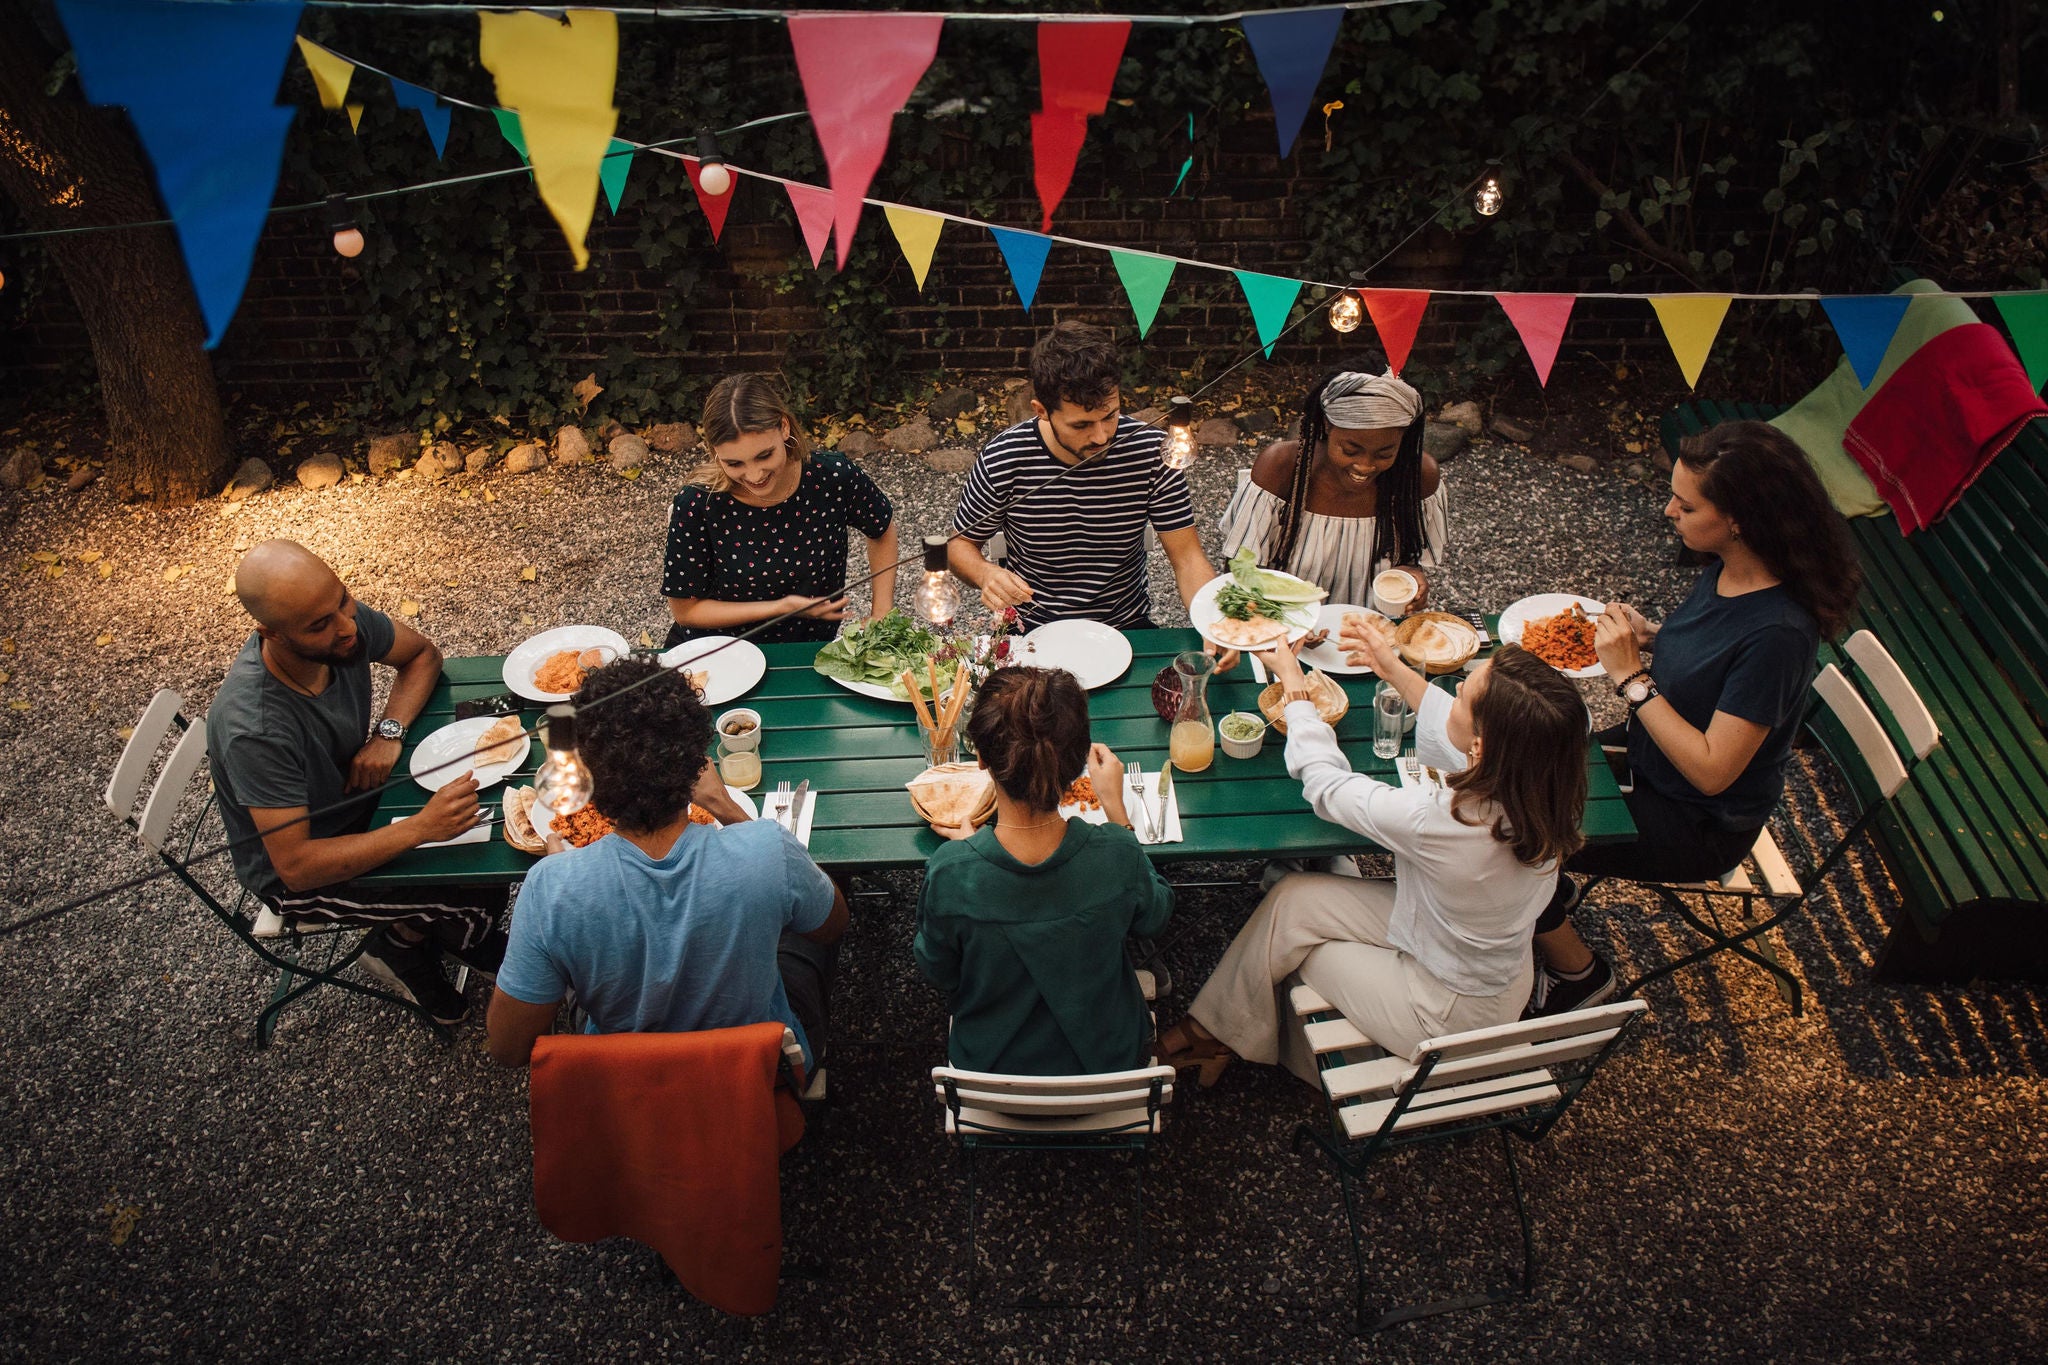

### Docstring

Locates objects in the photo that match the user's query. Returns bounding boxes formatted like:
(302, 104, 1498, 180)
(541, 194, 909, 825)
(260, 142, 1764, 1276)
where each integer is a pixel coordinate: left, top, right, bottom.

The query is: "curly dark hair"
(965, 666, 1092, 812)
(1027, 321, 1121, 415)
(1271, 361, 1427, 574)
(571, 657, 714, 833)
(1678, 421, 1863, 637)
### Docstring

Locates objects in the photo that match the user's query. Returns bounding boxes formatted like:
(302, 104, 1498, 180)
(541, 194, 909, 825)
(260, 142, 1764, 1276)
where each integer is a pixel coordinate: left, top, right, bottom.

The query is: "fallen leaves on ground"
(163, 565, 192, 584)
(519, 566, 538, 583)
(102, 1201, 142, 1247)
(638, 630, 654, 647)
(77, 550, 102, 563)
(31, 551, 57, 564)
(0, 670, 11, 685)
(519, 613, 534, 626)
(399, 600, 422, 617)
(0, 638, 13, 654)
(8, 701, 29, 712)
(95, 632, 112, 647)
(97, 562, 113, 579)
(617, 468, 640, 480)
(573, 374, 603, 412)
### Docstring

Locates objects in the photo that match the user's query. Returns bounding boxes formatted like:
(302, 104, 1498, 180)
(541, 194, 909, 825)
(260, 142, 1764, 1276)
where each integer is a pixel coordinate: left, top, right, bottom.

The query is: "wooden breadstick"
(940, 662, 970, 733)
(926, 657, 940, 716)
(903, 669, 938, 733)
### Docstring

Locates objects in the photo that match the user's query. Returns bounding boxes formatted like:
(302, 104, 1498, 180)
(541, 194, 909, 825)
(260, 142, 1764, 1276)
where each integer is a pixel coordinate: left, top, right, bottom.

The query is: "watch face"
(1625, 681, 1651, 704)
(376, 719, 404, 740)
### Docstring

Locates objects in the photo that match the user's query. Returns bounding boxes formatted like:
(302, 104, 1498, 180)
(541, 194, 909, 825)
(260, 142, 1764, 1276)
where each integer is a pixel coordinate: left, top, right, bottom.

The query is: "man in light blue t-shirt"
(486, 659, 847, 1070)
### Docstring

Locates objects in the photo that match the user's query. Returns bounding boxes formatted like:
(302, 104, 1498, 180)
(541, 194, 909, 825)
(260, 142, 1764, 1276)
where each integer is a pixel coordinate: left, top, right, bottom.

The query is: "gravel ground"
(2, 423, 2046, 1363)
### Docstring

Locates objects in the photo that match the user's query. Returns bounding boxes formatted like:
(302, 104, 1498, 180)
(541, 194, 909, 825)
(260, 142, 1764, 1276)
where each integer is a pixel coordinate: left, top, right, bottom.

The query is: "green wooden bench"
(1660, 401, 2048, 983)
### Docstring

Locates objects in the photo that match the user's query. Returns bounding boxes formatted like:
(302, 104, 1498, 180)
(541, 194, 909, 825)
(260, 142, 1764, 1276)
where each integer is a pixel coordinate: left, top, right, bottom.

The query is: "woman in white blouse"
(1155, 627, 1587, 1087)
(1219, 364, 1447, 607)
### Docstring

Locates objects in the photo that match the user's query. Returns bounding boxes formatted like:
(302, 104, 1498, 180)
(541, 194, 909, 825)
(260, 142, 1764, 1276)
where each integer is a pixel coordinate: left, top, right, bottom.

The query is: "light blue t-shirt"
(498, 818, 834, 1063)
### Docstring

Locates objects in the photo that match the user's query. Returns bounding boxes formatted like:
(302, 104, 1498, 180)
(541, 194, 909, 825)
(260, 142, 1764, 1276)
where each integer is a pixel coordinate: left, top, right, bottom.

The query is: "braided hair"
(1269, 367, 1428, 575)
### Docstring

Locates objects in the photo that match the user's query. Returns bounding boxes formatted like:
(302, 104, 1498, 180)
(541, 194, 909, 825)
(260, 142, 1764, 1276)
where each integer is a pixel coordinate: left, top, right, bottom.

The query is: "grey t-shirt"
(207, 606, 397, 901)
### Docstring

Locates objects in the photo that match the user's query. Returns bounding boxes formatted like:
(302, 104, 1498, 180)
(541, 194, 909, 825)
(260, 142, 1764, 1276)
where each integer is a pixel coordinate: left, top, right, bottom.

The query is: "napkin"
(1395, 757, 1450, 795)
(392, 814, 493, 848)
(764, 786, 817, 849)
(1058, 771, 1182, 845)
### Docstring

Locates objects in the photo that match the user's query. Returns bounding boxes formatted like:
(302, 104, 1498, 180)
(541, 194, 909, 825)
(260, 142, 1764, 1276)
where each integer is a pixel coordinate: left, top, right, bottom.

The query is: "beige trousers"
(1188, 872, 1535, 1086)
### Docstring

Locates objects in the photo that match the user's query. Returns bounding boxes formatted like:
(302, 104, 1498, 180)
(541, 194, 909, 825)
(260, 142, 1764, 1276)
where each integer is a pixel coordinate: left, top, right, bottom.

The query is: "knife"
(1153, 762, 1174, 844)
(786, 780, 811, 839)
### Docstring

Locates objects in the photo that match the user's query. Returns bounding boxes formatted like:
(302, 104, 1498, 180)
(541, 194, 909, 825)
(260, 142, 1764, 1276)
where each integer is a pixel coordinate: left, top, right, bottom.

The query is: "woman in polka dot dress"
(663, 374, 899, 649)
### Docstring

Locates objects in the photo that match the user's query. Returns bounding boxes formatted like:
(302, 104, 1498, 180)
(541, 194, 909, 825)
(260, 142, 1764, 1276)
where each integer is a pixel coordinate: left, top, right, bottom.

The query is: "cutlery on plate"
(1154, 762, 1174, 843)
(1127, 762, 1156, 844)
(772, 779, 792, 830)
(787, 780, 811, 836)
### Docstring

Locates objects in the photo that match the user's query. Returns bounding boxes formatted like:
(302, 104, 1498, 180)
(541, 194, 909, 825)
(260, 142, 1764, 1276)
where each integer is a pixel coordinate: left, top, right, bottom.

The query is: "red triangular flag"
(785, 181, 836, 269)
(1361, 290, 1430, 374)
(684, 157, 734, 242)
(1033, 19, 1130, 231)
(1495, 293, 1576, 387)
(787, 13, 944, 269)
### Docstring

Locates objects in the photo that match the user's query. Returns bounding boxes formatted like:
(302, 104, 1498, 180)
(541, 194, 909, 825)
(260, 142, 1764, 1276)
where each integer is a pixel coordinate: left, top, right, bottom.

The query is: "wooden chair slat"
(137, 720, 210, 853)
(1395, 1029, 1624, 1092)
(1304, 1017, 1373, 1056)
(1338, 1072, 1564, 1141)
(105, 689, 183, 818)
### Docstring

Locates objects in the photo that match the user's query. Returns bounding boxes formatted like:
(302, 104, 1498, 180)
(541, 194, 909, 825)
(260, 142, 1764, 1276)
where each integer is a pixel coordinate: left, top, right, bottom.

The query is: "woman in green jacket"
(914, 666, 1172, 1076)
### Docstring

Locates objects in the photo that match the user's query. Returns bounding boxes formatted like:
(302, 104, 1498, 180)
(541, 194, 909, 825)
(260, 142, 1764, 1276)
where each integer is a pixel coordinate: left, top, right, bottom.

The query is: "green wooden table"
(359, 627, 1636, 886)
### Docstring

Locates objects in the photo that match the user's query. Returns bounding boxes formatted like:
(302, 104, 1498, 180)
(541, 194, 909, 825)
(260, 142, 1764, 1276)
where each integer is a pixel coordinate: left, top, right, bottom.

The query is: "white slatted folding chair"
(1584, 629, 1940, 1015)
(1287, 983, 1649, 1332)
(106, 689, 449, 1046)
(930, 1062, 1175, 1313)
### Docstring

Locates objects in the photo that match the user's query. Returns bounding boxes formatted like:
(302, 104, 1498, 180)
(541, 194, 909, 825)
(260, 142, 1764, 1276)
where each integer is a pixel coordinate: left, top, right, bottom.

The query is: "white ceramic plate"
(1297, 603, 1384, 676)
(502, 625, 633, 703)
(1498, 593, 1608, 678)
(528, 784, 758, 841)
(408, 716, 532, 792)
(1187, 572, 1322, 651)
(1014, 619, 1134, 690)
(823, 674, 910, 703)
(657, 634, 768, 706)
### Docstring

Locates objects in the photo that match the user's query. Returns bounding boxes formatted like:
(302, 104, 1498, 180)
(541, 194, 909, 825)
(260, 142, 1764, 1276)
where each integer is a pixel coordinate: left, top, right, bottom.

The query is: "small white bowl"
(715, 707, 762, 752)
(1220, 712, 1268, 759)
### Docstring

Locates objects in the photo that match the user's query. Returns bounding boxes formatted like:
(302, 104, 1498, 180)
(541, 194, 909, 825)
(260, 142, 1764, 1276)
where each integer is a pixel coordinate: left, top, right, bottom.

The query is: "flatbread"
(1341, 610, 1397, 645)
(1407, 619, 1476, 667)
(472, 714, 525, 768)
(907, 762, 997, 828)
(503, 786, 545, 854)
(1209, 614, 1292, 649)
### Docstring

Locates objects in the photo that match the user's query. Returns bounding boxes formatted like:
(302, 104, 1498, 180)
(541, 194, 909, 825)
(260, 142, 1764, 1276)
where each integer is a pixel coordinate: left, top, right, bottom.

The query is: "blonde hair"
(689, 373, 815, 493)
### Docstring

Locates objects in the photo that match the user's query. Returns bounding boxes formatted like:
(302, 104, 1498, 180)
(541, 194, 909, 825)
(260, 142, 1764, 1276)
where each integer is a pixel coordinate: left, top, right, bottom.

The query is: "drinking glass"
(717, 740, 762, 791)
(1372, 681, 1407, 760)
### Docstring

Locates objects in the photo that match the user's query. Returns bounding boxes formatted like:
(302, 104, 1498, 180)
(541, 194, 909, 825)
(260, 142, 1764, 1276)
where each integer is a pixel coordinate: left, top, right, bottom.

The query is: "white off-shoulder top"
(1218, 475, 1450, 603)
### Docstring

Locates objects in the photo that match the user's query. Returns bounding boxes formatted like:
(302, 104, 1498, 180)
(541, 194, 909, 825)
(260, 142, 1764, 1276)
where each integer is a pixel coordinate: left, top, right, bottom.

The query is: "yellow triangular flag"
(345, 102, 364, 133)
(1650, 295, 1733, 390)
(294, 37, 355, 111)
(478, 10, 619, 272)
(884, 205, 945, 290)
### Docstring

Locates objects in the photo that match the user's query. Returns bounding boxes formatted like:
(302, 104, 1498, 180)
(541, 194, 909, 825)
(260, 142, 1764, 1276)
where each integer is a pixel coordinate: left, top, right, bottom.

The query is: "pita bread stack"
(503, 785, 546, 854)
(906, 762, 998, 828)
(472, 714, 525, 768)
(1258, 669, 1352, 734)
(1209, 614, 1292, 649)
(1395, 612, 1480, 674)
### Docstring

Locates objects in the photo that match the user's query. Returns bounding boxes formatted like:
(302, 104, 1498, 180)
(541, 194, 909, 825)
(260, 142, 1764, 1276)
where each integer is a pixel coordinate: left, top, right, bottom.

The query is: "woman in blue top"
(1530, 421, 1862, 1014)
(662, 373, 899, 649)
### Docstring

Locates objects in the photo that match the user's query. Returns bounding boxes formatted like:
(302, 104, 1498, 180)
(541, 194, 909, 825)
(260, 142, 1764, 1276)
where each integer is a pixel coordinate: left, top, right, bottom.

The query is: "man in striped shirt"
(948, 322, 1225, 634)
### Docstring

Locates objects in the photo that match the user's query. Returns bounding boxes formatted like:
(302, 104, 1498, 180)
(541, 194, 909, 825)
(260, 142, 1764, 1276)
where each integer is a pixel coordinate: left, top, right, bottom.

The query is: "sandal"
(1155, 1018, 1235, 1089)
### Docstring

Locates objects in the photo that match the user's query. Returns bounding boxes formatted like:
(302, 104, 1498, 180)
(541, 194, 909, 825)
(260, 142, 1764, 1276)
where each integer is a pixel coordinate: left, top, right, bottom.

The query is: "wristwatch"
(1616, 671, 1658, 710)
(374, 717, 406, 742)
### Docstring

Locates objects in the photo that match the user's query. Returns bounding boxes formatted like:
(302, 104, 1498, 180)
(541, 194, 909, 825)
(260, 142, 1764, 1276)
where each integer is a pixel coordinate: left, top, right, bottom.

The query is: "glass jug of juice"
(1168, 651, 1216, 773)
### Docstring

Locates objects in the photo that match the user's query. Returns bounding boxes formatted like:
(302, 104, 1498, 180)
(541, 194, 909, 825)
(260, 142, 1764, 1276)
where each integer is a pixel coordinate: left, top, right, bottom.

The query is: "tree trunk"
(0, 0, 229, 504)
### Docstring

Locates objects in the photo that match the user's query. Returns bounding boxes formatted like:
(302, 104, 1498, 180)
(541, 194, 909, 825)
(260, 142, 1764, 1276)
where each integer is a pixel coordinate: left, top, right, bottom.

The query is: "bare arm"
(801, 882, 850, 946)
(669, 594, 848, 629)
(947, 534, 1035, 612)
(1155, 526, 1217, 613)
(253, 774, 483, 893)
(865, 519, 900, 620)
(1631, 704, 1771, 797)
(486, 988, 562, 1067)
(347, 622, 441, 791)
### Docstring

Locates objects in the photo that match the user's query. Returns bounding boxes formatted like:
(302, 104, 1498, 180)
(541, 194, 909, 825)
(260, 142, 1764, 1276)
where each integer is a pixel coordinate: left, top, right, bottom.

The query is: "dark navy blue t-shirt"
(1629, 564, 1820, 830)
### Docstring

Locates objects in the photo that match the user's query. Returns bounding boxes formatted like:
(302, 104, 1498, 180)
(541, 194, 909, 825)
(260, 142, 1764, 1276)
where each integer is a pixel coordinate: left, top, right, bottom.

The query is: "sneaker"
(1527, 954, 1618, 1018)
(433, 925, 508, 980)
(360, 930, 470, 1025)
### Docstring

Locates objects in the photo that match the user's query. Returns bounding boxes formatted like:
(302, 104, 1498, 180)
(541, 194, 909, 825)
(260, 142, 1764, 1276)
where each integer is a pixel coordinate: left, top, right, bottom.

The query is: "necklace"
(262, 641, 326, 698)
(998, 815, 1065, 830)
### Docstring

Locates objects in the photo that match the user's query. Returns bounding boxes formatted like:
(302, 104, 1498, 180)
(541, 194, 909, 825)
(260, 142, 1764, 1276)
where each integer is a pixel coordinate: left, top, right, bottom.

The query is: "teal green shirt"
(915, 820, 1173, 1076)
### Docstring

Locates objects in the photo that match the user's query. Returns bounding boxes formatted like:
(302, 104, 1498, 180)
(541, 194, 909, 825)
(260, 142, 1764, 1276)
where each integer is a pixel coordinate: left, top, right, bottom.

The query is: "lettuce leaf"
(1228, 546, 1327, 604)
(813, 611, 942, 698)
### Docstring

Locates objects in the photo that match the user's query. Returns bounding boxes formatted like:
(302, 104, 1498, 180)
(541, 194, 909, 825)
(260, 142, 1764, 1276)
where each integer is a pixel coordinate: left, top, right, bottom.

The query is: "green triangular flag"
(1111, 251, 1176, 339)
(493, 108, 530, 165)
(1234, 270, 1304, 357)
(1994, 292, 2048, 393)
(599, 137, 634, 214)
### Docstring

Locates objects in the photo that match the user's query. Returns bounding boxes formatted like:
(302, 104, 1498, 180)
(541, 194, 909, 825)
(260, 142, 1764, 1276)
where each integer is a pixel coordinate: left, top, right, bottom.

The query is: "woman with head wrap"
(1219, 361, 1446, 607)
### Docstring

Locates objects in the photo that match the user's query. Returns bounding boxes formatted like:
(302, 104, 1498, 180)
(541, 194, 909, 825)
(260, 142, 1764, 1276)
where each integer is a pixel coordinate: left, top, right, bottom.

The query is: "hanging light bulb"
(694, 129, 732, 198)
(1328, 289, 1363, 333)
(1473, 170, 1505, 218)
(1162, 396, 1197, 471)
(327, 193, 364, 258)
(533, 704, 592, 817)
(911, 534, 960, 628)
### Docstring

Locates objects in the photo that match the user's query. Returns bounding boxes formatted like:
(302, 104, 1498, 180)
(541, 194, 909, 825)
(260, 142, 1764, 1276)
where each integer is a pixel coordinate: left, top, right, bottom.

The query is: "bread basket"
(1395, 611, 1481, 674)
(1257, 669, 1352, 735)
(906, 762, 999, 828)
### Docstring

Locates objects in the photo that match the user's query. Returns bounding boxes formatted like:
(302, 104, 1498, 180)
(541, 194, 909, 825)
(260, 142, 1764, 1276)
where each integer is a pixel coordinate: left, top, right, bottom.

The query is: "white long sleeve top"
(1282, 687, 1552, 997)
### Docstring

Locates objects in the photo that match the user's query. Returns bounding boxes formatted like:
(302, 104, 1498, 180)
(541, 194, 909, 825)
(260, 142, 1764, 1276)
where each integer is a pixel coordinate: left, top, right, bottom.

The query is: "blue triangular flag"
(390, 78, 451, 159)
(1821, 295, 1915, 388)
(58, 0, 303, 349)
(1240, 5, 1345, 158)
(599, 138, 634, 214)
(990, 226, 1054, 312)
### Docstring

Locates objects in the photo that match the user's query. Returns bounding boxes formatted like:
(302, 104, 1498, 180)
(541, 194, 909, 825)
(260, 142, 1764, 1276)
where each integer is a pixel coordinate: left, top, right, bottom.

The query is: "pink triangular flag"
(785, 180, 836, 269)
(1496, 293, 1577, 387)
(787, 13, 944, 269)
(1360, 290, 1430, 374)
(684, 157, 733, 242)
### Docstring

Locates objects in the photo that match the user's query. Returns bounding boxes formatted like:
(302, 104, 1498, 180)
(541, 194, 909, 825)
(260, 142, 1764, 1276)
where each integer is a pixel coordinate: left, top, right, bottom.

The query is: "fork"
(773, 779, 793, 830)
(1127, 762, 1153, 844)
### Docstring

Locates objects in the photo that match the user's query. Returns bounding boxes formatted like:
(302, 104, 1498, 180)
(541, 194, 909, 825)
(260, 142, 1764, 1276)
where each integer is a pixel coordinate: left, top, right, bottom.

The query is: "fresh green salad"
(813, 610, 942, 699)
(1217, 547, 1326, 622)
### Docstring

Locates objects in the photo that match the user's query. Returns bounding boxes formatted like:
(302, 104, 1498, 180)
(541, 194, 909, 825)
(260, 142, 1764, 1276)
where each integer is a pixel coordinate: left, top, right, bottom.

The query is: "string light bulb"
(1473, 170, 1505, 218)
(911, 534, 960, 628)
(533, 705, 593, 817)
(694, 129, 732, 198)
(327, 193, 364, 258)
(1328, 289, 1363, 333)
(1162, 396, 1197, 471)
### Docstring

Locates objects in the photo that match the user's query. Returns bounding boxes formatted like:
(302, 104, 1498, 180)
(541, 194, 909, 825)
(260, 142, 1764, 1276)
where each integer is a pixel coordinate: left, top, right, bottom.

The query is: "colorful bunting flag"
(787, 13, 944, 269)
(1032, 20, 1130, 232)
(1361, 289, 1430, 374)
(885, 206, 945, 289)
(478, 9, 620, 271)
(786, 182, 837, 269)
(293, 36, 353, 111)
(683, 157, 732, 241)
(1821, 294, 1914, 388)
(1649, 295, 1732, 390)
(493, 108, 529, 165)
(598, 139, 634, 214)
(1495, 294, 1576, 388)
(59, 0, 303, 348)
(345, 102, 364, 134)
(1239, 6, 1345, 159)
(1110, 251, 1176, 339)
(1235, 271, 1304, 357)
(1994, 292, 2048, 393)
(1172, 113, 1195, 195)
(991, 227, 1054, 311)
(390, 79, 451, 159)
